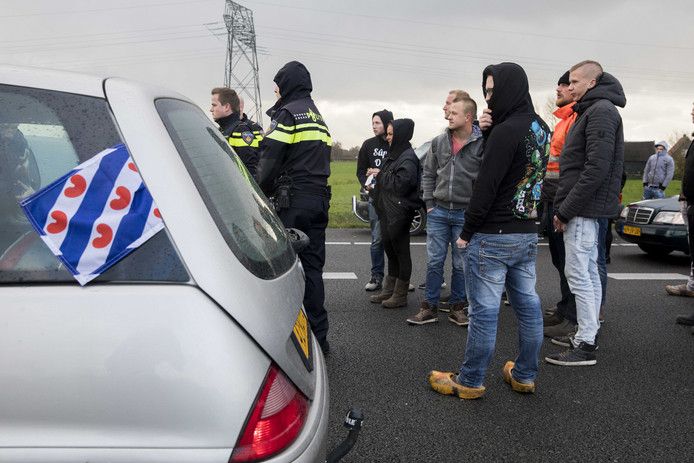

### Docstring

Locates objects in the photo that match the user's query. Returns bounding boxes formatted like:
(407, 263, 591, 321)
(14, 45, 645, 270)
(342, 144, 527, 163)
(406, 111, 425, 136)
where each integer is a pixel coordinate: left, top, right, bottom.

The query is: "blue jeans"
(563, 217, 601, 345)
(368, 199, 384, 279)
(425, 206, 466, 305)
(643, 186, 665, 200)
(458, 233, 542, 387)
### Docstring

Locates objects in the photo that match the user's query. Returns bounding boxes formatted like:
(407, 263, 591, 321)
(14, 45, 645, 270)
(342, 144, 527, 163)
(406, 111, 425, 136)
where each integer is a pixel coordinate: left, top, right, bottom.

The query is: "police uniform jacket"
(256, 61, 332, 197)
(216, 113, 263, 178)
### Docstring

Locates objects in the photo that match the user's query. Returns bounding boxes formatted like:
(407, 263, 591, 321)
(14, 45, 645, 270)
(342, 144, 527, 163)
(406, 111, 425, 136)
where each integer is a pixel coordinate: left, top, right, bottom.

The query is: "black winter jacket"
(554, 72, 626, 222)
(682, 139, 694, 201)
(374, 119, 422, 222)
(256, 61, 331, 196)
(217, 113, 263, 178)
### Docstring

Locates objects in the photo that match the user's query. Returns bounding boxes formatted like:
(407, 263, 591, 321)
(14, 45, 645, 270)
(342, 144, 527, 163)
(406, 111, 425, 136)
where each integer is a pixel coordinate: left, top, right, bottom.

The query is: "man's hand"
(427, 207, 433, 213)
(479, 108, 493, 131)
(456, 238, 468, 249)
(553, 215, 567, 233)
(366, 168, 380, 177)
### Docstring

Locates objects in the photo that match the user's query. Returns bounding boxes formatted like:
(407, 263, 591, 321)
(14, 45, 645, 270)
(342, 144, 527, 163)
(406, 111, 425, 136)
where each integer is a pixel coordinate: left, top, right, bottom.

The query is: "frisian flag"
(20, 144, 163, 285)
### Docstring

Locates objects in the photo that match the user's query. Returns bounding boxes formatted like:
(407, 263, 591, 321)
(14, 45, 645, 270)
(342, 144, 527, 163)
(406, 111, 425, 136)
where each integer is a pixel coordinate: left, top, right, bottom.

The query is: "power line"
(0, 0, 216, 19)
(249, 1, 694, 52)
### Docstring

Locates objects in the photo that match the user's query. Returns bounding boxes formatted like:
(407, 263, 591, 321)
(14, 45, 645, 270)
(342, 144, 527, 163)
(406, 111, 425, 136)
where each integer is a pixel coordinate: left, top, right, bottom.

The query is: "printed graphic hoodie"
(356, 109, 393, 187)
(460, 62, 551, 241)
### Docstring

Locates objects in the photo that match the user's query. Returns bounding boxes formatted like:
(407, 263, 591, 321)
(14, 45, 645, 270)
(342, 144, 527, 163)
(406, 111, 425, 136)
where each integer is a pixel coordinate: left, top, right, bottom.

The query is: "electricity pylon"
(223, 1, 263, 126)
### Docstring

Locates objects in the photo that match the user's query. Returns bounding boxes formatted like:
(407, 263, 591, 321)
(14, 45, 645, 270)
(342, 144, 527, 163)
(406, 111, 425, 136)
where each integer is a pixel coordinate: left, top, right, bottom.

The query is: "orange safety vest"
(547, 102, 577, 179)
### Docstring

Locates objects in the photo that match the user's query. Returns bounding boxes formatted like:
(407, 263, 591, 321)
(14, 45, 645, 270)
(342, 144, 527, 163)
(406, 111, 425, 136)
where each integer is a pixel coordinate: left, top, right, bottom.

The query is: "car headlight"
(619, 207, 629, 219)
(652, 211, 685, 225)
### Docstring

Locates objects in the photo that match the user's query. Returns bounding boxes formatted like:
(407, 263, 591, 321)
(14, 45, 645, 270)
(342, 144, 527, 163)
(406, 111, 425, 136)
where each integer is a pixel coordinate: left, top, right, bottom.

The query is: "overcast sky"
(2, 0, 693, 149)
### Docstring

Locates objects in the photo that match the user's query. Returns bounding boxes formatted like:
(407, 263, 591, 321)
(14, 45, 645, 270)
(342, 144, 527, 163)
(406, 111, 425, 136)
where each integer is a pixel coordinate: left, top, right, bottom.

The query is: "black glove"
(643, 182, 648, 187)
(659, 184, 666, 191)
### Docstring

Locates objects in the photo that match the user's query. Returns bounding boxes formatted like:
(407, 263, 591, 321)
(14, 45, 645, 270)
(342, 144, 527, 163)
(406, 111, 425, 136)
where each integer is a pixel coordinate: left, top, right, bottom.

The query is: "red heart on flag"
(110, 186, 132, 210)
(92, 224, 113, 249)
(128, 162, 138, 172)
(46, 210, 68, 234)
(64, 174, 87, 198)
(153, 208, 161, 218)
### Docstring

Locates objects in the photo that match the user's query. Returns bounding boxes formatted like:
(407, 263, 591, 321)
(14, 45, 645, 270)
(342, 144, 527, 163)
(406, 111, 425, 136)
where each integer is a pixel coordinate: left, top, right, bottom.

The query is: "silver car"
(0, 65, 329, 462)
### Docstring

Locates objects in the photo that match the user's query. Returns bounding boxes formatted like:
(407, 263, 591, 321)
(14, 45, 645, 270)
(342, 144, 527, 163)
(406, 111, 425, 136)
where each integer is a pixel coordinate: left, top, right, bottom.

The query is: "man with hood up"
(256, 61, 333, 354)
(427, 63, 550, 399)
(546, 60, 626, 367)
(642, 141, 675, 199)
(357, 109, 394, 292)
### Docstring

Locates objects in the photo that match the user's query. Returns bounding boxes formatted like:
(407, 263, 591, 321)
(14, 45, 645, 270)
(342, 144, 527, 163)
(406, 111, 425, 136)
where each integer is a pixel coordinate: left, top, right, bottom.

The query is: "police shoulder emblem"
(242, 131, 254, 145)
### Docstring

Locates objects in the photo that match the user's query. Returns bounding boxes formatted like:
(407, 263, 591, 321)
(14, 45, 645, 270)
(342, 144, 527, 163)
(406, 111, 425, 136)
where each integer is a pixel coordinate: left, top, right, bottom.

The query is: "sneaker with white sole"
(364, 276, 382, 292)
(406, 302, 438, 325)
(545, 341, 597, 366)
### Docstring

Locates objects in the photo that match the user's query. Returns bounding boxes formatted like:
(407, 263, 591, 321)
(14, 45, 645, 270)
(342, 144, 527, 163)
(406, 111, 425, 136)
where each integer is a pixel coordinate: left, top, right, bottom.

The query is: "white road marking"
(326, 241, 352, 245)
(608, 273, 689, 280)
(323, 272, 358, 280)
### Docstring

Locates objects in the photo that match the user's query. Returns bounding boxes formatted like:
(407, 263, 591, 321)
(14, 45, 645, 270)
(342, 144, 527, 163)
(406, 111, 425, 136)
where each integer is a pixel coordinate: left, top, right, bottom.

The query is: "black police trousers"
(278, 192, 330, 346)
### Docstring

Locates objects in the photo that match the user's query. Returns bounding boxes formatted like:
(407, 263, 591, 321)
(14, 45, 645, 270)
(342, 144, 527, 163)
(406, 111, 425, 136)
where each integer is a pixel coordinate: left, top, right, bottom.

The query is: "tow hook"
(325, 407, 364, 463)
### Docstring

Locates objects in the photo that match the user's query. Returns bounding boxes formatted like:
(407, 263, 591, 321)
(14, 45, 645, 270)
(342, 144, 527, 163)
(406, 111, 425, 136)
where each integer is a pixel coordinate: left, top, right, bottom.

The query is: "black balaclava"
(388, 118, 415, 158)
(267, 61, 313, 116)
(372, 109, 394, 138)
(482, 62, 534, 127)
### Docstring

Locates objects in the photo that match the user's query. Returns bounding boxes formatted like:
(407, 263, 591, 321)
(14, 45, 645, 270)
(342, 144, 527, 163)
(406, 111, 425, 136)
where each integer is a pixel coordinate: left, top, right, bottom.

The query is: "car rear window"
(0, 84, 188, 284)
(155, 98, 295, 280)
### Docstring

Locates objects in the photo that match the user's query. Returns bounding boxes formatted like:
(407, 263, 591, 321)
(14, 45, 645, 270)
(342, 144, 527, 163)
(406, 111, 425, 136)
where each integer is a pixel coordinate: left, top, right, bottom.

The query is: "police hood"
(575, 72, 626, 113)
(267, 61, 313, 116)
(482, 62, 535, 126)
(388, 118, 414, 158)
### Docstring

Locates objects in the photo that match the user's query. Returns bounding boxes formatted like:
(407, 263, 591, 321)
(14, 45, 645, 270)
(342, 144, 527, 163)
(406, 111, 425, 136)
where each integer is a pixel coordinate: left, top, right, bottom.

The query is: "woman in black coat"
(369, 119, 422, 308)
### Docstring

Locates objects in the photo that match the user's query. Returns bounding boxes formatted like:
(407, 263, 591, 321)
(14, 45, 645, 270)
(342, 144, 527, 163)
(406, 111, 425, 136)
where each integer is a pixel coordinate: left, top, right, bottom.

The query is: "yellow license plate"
(623, 225, 641, 236)
(292, 309, 311, 361)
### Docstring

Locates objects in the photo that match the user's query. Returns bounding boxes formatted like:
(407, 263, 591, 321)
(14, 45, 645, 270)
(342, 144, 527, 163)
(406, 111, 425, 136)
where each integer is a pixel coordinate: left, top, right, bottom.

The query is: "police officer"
(257, 61, 332, 354)
(211, 87, 264, 178)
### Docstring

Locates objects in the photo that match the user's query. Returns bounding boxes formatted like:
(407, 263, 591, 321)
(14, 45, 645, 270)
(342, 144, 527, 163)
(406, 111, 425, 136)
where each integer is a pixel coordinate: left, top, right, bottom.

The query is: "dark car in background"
(616, 195, 689, 256)
(352, 140, 431, 235)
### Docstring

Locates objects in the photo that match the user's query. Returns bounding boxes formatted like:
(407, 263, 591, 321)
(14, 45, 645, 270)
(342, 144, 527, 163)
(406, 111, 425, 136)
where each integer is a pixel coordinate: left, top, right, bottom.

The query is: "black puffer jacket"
(374, 119, 423, 222)
(554, 72, 626, 221)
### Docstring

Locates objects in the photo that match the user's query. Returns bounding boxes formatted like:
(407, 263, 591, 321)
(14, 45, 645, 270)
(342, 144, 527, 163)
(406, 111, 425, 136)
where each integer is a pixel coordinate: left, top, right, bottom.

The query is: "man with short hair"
(546, 61, 626, 366)
(357, 109, 393, 292)
(406, 95, 483, 326)
(541, 71, 579, 340)
(211, 87, 264, 178)
(642, 141, 675, 199)
(427, 63, 550, 399)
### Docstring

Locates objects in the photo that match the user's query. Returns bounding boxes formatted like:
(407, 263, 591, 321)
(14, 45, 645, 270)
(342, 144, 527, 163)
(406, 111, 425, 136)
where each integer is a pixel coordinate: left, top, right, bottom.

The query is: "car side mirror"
(286, 228, 310, 254)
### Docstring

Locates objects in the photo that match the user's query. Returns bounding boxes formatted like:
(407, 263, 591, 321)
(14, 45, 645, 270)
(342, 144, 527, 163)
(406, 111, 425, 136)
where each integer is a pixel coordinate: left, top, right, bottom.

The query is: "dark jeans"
(278, 193, 330, 345)
(545, 201, 576, 323)
(380, 211, 414, 281)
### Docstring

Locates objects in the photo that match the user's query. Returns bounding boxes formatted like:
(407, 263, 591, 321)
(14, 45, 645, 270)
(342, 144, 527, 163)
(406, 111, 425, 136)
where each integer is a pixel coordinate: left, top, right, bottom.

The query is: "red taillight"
(230, 364, 309, 462)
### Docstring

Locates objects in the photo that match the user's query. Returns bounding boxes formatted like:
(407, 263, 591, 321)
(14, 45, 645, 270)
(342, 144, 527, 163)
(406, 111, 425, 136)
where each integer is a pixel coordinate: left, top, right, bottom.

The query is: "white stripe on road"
(608, 273, 689, 280)
(323, 272, 358, 280)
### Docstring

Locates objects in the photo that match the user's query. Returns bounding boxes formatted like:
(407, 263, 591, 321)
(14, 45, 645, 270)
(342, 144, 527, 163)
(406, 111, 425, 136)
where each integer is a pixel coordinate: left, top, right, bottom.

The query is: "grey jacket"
(422, 125, 484, 210)
(642, 152, 675, 188)
(554, 72, 626, 221)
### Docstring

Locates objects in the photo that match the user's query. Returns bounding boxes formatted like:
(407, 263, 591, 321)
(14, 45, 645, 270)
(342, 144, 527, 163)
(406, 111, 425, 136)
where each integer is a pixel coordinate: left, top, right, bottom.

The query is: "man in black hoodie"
(428, 63, 550, 399)
(356, 109, 393, 292)
(256, 61, 332, 354)
(545, 60, 626, 366)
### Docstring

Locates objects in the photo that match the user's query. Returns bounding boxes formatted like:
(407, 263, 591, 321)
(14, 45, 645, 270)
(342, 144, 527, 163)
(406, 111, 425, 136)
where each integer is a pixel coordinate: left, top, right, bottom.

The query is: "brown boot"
(406, 301, 438, 325)
(448, 302, 469, 326)
(382, 279, 409, 308)
(370, 275, 396, 303)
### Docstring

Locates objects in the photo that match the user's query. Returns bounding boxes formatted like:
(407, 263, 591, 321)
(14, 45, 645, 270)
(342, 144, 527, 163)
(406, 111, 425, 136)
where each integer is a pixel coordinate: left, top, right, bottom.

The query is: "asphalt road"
(323, 228, 693, 462)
